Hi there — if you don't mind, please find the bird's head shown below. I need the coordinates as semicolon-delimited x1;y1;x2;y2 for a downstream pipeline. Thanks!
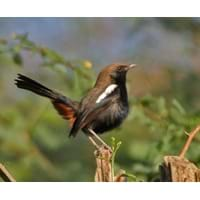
95;63;136;86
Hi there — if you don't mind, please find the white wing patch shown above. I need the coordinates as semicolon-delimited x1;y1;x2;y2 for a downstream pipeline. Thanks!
96;84;117;103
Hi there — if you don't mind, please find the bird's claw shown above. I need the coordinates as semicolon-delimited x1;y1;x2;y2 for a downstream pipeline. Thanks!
100;144;113;153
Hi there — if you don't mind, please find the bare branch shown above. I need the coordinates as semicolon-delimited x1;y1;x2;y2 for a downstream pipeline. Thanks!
179;125;200;159
0;163;16;182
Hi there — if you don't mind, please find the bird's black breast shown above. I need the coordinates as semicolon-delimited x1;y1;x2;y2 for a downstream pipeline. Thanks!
80;82;129;135
89;100;129;134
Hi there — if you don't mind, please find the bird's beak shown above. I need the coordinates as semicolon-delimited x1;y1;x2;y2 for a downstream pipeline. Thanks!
128;64;137;70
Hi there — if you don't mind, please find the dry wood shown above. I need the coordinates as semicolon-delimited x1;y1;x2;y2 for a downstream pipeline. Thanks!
114;169;127;182
0;163;16;182
160;125;200;182
94;147;113;182
160;156;200;182
179;125;200;158
94;147;126;182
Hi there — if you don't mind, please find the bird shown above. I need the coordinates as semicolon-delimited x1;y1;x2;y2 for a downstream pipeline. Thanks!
15;63;136;150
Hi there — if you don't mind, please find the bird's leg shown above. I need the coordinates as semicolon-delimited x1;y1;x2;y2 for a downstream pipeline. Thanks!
88;128;112;152
88;136;100;150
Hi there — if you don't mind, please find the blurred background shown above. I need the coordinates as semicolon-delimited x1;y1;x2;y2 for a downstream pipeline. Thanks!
0;18;200;181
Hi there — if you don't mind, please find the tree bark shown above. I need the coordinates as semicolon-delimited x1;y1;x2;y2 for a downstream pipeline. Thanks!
160;125;200;182
160;156;200;182
94;147;127;182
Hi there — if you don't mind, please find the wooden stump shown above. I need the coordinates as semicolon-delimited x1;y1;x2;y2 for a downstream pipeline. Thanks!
94;147;127;182
94;147;113;182
160;126;200;182
160;156;200;182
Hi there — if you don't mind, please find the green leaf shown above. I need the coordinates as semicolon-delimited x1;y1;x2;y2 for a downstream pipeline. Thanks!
172;99;186;115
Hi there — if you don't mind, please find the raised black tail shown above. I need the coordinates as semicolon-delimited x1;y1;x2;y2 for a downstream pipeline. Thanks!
15;74;58;99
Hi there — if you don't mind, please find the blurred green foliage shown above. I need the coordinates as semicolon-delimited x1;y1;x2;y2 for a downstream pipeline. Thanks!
0;33;200;181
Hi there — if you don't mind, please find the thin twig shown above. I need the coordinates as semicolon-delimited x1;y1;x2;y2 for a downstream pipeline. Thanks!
179;125;200;159
0;163;16;182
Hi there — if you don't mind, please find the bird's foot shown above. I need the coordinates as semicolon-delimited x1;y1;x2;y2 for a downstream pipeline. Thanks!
100;144;113;153
88;128;112;152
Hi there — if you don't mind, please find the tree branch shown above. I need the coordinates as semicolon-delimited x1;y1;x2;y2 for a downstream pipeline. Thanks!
179;125;200;159
0;163;16;182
